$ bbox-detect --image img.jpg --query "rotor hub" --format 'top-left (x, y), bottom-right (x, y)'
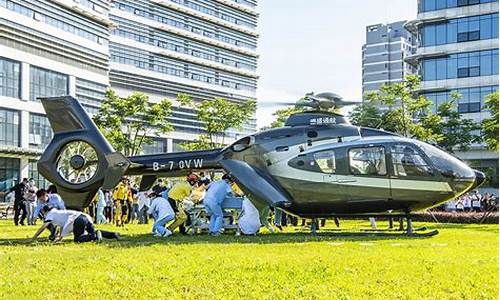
top-left (69, 154), bottom-right (86, 170)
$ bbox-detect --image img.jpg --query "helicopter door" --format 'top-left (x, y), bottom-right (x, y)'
top-left (388, 144), bottom-right (438, 207)
top-left (345, 146), bottom-right (391, 212)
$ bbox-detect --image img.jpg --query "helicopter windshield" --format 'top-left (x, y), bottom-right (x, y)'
top-left (414, 141), bottom-right (474, 178)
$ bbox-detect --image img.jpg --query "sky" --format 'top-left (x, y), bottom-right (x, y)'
top-left (255, 0), bottom-right (416, 128)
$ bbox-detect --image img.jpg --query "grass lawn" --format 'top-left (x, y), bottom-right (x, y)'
top-left (0, 219), bottom-right (497, 299)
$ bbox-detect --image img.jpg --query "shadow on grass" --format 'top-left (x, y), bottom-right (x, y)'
top-left (99, 229), bottom-right (440, 248)
top-left (3, 222), bottom-right (496, 247)
top-left (0, 230), bottom-right (437, 247)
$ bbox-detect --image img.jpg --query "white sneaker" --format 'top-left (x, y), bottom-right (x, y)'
top-left (162, 229), bottom-right (172, 237)
top-left (95, 230), bottom-right (102, 243)
top-left (153, 232), bottom-right (162, 237)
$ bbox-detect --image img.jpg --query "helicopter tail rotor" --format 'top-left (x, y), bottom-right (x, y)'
top-left (37, 96), bottom-right (130, 210)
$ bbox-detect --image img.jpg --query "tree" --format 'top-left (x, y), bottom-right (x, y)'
top-left (364, 75), bottom-right (443, 142)
top-left (348, 103), bottom-right (384, 128)
top-left (93, 89), bottom-right (173, 156)
top-left (430, 92), bottom-right (481, 153)
top-left (178, 94), bottom-right (256, 150)
top-left (270, 106), bottom-right (303, 128)
top-left (482, 91), bottom-right (499, 152)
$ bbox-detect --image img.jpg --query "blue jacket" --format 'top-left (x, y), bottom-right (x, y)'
top-left (204, 180), bottom-right (233, 205)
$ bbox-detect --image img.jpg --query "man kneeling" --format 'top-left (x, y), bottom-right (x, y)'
top-left (148, 189), bottom-right (175, 237)
top-left (29, 206), bottom-right (120, 243)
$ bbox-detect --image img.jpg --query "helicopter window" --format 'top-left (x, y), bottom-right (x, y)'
top-left (390, 145), bottom-right (433, 177)
top-left (313, 150), bottom-right (336, 174)
top-left (349, 147), bottom-right (387, 176)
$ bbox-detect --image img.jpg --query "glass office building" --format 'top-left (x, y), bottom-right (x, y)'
top-left (405, 0), bottom-right (499, 188)
top-left (0, 0), bottom-right (258, 196)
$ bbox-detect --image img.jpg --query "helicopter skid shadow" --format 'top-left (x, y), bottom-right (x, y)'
top-left (0, 230), bottom-right (439, 248)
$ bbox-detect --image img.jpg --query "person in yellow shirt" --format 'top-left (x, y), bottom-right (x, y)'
top-left (113, 177), bottom-right (130, 227)
top-left (166, 175), bottom-right (198, 234)
top-left (191, 181), bottom-right (207, 204)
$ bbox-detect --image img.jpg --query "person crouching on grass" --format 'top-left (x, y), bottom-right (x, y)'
top-left (148, 187), bottom-right (175, 237)
top-left (28, 205), bottom-right (120, 243)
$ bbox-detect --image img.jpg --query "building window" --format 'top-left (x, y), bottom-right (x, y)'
top-left (142, 138), bottom-right (167, 154)
top-left (349, 147), bottom-right (387, 176)
top-left (421, 49), bottom-right (498, 81)
top-left (420, 14), bottom-right (498, 47)
top-left (0, 157), bottom-right (20, 201)
top-left (423, 85), bottom-right (498, 113)
top-left (0, 108), bottom-right (20, 147)
top-left (29, 113), bottom-right (53, 150)
top-left (29, 66), bottom-right (68, 102)
top-left (0, 57), bottom-right (20, 98)
top-left (28, 160), bottom-right (50, 189)
top-left (419, 0), bottom-right (498, 12)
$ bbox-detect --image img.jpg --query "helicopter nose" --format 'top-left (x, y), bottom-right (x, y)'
top-left (470, 170), bottom-right (486, 191)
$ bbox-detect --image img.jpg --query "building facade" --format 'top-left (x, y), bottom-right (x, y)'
top-left (405, 0), bottom-right (498, 188)
top-left (362, 21), bottom-right (416, 95)
top-left (0, 0), bottom-right (258, 193)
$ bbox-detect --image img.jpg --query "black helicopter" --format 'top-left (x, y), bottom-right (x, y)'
top-left (37, 93), bottom-right (485, 235)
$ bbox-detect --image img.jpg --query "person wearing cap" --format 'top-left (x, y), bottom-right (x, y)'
top-left (147, 187), bottom-right (175, 237)
top-left (203, 174), bottom-right (234, 236)
top-left (29, 205), bottom-right (120, 243)
top-left (166, 175), bottom-right (197, 234)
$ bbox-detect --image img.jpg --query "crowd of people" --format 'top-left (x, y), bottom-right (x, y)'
top-left (0, 171), bottom-right (276, 242)
top-left (442, 190), bottom-right (498, 212)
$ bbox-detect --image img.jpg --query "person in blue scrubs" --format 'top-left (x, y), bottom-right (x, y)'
top-left (203, 174), bottom-right (234, 236)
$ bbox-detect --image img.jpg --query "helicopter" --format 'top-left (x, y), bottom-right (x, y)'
top-left (37, 93), bottom-right (485, 235)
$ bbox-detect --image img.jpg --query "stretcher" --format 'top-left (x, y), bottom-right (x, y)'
top-left (186, 196), bottom-right (243, 235)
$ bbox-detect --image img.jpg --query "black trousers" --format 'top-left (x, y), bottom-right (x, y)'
top-left (13, 200), bottom-right (27, 226)
top-left (73, 215), bottom-right (118, 243)
top-left (104, 206), bottom-right (112, 222)
top-left (120, 200), bottom-right (128, 222)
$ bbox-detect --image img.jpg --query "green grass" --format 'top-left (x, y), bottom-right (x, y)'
top-left (0, 219), bottom-right (497, 299)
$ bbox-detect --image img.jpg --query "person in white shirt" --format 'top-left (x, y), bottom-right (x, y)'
top-left (138, 191), bottom-right (150, 224)
top-left (147, 189), bottom-right (175, 237)
top-left (463, 194), bottom-right (472, 212)
top-left (471, 191), bottom-right (482, 212)
top-left (238, 197), bottom-right (260, 235)
top-left (29, 206), bottom-right (120, 243)
top-left (24, 178), bottom-right (38, 225)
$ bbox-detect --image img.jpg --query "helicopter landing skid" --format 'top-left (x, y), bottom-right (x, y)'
top-left (307, 229), bottom-right (439, 238)
top-left (308, 215), bottom-right (438, 237)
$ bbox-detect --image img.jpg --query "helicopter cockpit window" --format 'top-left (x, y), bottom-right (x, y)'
top-left (313, 150), bottom-right (336, 174)
top-left (349, 147), bottom-right (387, 176)
top-left (390, 145), bottom-right (433, 177)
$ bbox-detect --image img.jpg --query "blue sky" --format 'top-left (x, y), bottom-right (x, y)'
top-left (256, 0), bottom-right (416, 127)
